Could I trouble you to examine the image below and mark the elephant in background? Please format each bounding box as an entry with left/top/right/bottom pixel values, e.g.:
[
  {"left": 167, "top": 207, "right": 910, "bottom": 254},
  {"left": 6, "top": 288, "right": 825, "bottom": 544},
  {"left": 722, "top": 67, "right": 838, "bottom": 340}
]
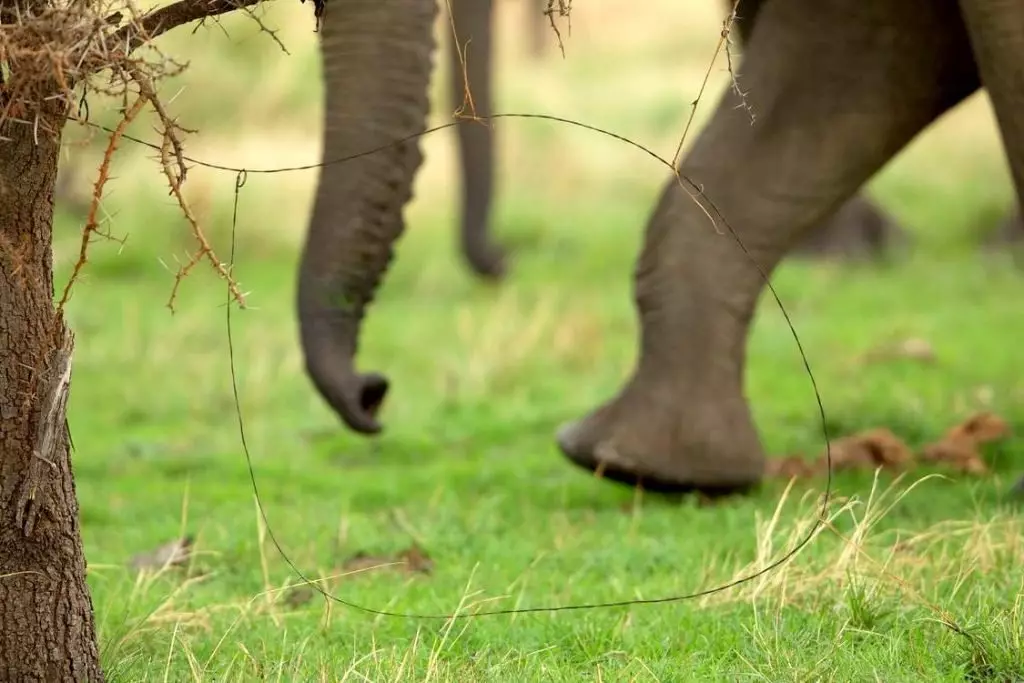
[
  {"left": 446, "top": 0, "right": 1021, "bottom": 279},
  {"left": 301, "top": 0, "right": 1024, "bottom": 493},
  {"left": 441, "top": 0, "right": 555, "bottom": 277}
]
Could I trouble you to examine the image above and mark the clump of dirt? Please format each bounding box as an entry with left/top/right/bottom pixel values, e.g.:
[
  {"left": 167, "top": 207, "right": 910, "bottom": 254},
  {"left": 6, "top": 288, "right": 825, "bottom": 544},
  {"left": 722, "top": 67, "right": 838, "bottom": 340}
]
[
  {"left": 282, "top": 586, "right": 317, "bottom": 608},
  {"left": 340, "top": 544, "right": 434, "bottom": 578},
  {"left": 825, "top": 428, "right": 915, "bottom": 473},
  {"left": 765, "top": 412, "right": 1012, "bottom": 482},
  {"left": 919, "top": 412, "right": 1010, "bottom": 475}
]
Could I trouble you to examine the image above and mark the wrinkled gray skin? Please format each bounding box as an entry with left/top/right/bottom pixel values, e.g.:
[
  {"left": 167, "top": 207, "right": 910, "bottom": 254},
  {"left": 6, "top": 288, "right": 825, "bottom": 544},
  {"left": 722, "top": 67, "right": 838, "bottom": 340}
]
[
  {"left": 302, "top": 0, "right": 1024, "bottom": 494},
  {"left": 448, "top": 0, "right": 1020, "bottom": 275}
]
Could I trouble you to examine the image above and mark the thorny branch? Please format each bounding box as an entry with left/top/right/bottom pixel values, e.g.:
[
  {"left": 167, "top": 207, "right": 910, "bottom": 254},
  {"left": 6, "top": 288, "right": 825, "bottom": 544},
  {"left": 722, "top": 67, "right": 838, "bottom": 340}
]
[
  {"left": 0, "top": 0, "right": 288, "bottom": 307},
  {"left": 133, "top": 69, "right": 244, "bottom": 310},
  {"left": 56, "top": 93, "right": 146, "bottom": 310},
  {"left": 542, "top": 0, "right": 572, "bottom": 58},
  {"left": 111, "top": 0, "right": 266, "bottom": 54}
]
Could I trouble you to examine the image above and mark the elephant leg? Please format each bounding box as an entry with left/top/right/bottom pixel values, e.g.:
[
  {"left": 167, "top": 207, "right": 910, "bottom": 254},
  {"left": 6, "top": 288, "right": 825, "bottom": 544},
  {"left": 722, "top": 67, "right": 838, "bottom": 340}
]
[
  {"left": 957, "top": 0, "right": 1024, "bottom": 490},
  {"left": 958, "top": 0, "right": 1024, "bottom": 249},
  {"left": 447, "top": 0, "right": 507, "bottom": 279},
  {"left": 557, "top": 0, "right": 979, "bottom": 492},
  {"left": 731, "top": 0, "right": 911, "bottom": 264},
  {"left": 791, "top": 195, "right": 910, "bottom": 261}
]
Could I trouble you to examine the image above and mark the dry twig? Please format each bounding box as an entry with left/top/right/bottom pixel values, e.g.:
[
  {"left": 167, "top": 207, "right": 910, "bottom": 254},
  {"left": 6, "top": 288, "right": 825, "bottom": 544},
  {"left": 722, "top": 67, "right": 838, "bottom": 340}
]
[{"left": 1, "top": 0, "right": 283, "bottom": 306}]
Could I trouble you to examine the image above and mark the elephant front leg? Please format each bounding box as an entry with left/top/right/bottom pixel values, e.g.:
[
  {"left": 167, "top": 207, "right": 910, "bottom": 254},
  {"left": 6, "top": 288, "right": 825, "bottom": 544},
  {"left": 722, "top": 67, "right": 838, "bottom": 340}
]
[{"left": 557, "top": 0, "right": 980, "bottom": 493}]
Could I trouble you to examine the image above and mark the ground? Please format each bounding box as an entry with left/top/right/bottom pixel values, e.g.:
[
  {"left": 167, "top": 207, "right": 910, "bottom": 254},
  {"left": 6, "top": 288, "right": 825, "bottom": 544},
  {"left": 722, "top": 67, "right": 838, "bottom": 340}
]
[{"left": 50, "top": 0, "right": 1024, "bottom": 679}]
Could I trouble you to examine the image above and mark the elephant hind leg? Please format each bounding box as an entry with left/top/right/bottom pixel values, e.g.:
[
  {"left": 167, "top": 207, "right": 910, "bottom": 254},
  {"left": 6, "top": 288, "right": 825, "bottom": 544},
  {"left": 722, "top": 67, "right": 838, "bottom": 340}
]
[
  {"left": 958, "top": 1, "right": 1024, "bottom": 225},
  {"left": 959, "top": 1, "right": 1024, "bottom": 285},
  {"left": 557, "top": 0, "right": 980, "bottom": 493},
  {"left": 791, "top": 195, "right": 911, "bottom": 262},
  {"left": 447, "top": 0, "right": 507, "bottom": 279}
]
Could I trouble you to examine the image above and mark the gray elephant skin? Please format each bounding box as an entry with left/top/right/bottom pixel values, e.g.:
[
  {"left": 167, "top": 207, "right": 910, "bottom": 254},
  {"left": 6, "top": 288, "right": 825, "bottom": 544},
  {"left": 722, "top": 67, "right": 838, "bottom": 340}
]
[
  {"left": 300, "top": 0, "right": 1024, "bottom": 493},
  {"left": 446, "top": 0, "right": 1021, "bottom": 277}
]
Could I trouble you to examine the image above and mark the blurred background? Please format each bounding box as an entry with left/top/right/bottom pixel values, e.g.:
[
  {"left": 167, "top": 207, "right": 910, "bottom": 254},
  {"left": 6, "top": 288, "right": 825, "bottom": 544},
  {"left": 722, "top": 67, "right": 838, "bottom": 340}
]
[{"left": 54, "top": 0, "right": 1015, "bottom": 263}]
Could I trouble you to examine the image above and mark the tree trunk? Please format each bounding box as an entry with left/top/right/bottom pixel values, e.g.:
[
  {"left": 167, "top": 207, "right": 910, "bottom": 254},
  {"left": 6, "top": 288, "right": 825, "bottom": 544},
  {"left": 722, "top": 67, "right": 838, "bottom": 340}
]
[{"left": 0, "top": 102, "right": 104, "bottom": 680}]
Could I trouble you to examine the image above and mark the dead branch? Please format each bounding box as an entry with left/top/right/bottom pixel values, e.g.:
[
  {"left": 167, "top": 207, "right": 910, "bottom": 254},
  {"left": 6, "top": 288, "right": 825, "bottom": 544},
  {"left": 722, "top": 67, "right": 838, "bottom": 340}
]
[
  {"left": 142, "top": 82, "right": 244, "bottom": 310},
  {"left": 0, "top": 0, "right": 283, "bottom": 307},
  {"left": 542, "top": 0, "right": 572, "bottom": 58},
  {"left": 112, "top": 0, "right": 267, "bottom": 54},
  {"left": 56, "top": 94, "right": 146, "bottom": 310}
]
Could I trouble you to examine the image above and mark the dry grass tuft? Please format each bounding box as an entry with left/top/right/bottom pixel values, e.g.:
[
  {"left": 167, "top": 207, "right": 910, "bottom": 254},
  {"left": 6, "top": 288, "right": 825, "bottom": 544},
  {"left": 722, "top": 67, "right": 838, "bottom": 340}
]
[{"left": 702, "top": 471, "right": 1024, "bottom": 618}]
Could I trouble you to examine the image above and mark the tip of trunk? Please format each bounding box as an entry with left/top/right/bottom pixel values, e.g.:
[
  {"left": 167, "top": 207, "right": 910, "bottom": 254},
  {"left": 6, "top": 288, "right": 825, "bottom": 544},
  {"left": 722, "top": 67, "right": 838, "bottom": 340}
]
[{"left": 305, "top": 351, "right": 390, "bottom": 434}]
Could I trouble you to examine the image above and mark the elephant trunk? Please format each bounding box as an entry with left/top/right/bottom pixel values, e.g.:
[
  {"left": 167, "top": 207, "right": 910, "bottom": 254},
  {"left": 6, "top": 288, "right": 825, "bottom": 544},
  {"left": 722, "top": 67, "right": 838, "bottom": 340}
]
[{"left": 298, "top": 0, "right": 437, "bottom": 434}]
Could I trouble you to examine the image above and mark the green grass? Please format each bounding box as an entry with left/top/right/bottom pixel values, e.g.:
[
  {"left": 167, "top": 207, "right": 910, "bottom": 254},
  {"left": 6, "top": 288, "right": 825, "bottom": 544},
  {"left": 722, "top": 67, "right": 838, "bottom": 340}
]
[{"left": 46, "top": 0, "right": 1024, "bottom": 679}]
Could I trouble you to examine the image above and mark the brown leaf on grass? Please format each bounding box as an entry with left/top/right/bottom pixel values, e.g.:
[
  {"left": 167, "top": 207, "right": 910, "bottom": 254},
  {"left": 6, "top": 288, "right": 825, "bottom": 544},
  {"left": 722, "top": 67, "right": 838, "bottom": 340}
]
[
  {"left": 340, "top": 545, "right": 434, "bottom": 578},
  {"left": 766, "top": 413, "right": 1010, "bottom": 483},
  {"left": 821, "top": 428, "right": 915, "bottom": 473},
  {"left": 919, "top": 412, "right": 1011, "bottom": 475},
  {"left": 943, "top": 411, "right": 1010, "bottom": 444},
  {"left": 129, "top": 536, "right": 193, "bottom": 572},
  {"left": 765, "top": 430, "right": 914, "bottom": 482},
  {"left": 920, "top": 438, "right": 989, "bottom": 475}
]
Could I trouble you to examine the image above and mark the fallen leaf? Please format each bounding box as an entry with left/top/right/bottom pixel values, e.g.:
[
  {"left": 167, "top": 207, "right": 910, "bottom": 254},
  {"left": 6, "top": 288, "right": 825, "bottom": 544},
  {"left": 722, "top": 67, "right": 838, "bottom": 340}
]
[
  {"left": 340, "top": 544, "right": 433, "bottom": 578},
  {"left": 397, "top": 545, "right": 434, "bottom": 574},
  {"left": 943, "top": 411, "right": 1010, "bottom": 444},
  {"left": 920, "top": 437, "right": 989, "bottom": 475},
  {"left": 820, "top": 428, "right": 915, "bottom": 473},
  {"left": 919, "top": 412, "right": 1011, "bottom": 475},
  {"left": 129, "top": 536, "right": 193, "bottom": 572}
]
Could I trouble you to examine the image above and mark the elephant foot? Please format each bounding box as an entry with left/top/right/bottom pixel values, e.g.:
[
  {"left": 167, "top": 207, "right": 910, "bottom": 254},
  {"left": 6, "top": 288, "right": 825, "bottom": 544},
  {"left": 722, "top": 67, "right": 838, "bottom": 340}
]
[
  {"left": 792, "top": 194, "right": 908, "bottom": 261},
  {"left": 556, "top": 375, "right": 765, "bottom": 495},
  {"left": 463, "top": 240, "right": 508, "bottom": 280}
]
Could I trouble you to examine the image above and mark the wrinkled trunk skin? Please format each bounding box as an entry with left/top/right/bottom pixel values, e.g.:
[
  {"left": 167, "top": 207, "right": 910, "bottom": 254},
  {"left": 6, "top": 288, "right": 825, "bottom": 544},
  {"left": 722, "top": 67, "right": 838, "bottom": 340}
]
[
  {"left": 0, "top": 107, "right": 103, "bottom": 679},
  {"left": 447, "top": 0, "right": 506, "bottom": 278},
  {"left": 298, "top": 0, "right": 437, "bottom": 432}
]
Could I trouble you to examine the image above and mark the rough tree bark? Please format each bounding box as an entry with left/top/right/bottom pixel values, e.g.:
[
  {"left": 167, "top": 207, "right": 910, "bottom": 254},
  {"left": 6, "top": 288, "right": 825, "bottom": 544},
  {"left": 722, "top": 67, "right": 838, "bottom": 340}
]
[{"left": 0, "top": 95, "right": 103, "bottom": 680}]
